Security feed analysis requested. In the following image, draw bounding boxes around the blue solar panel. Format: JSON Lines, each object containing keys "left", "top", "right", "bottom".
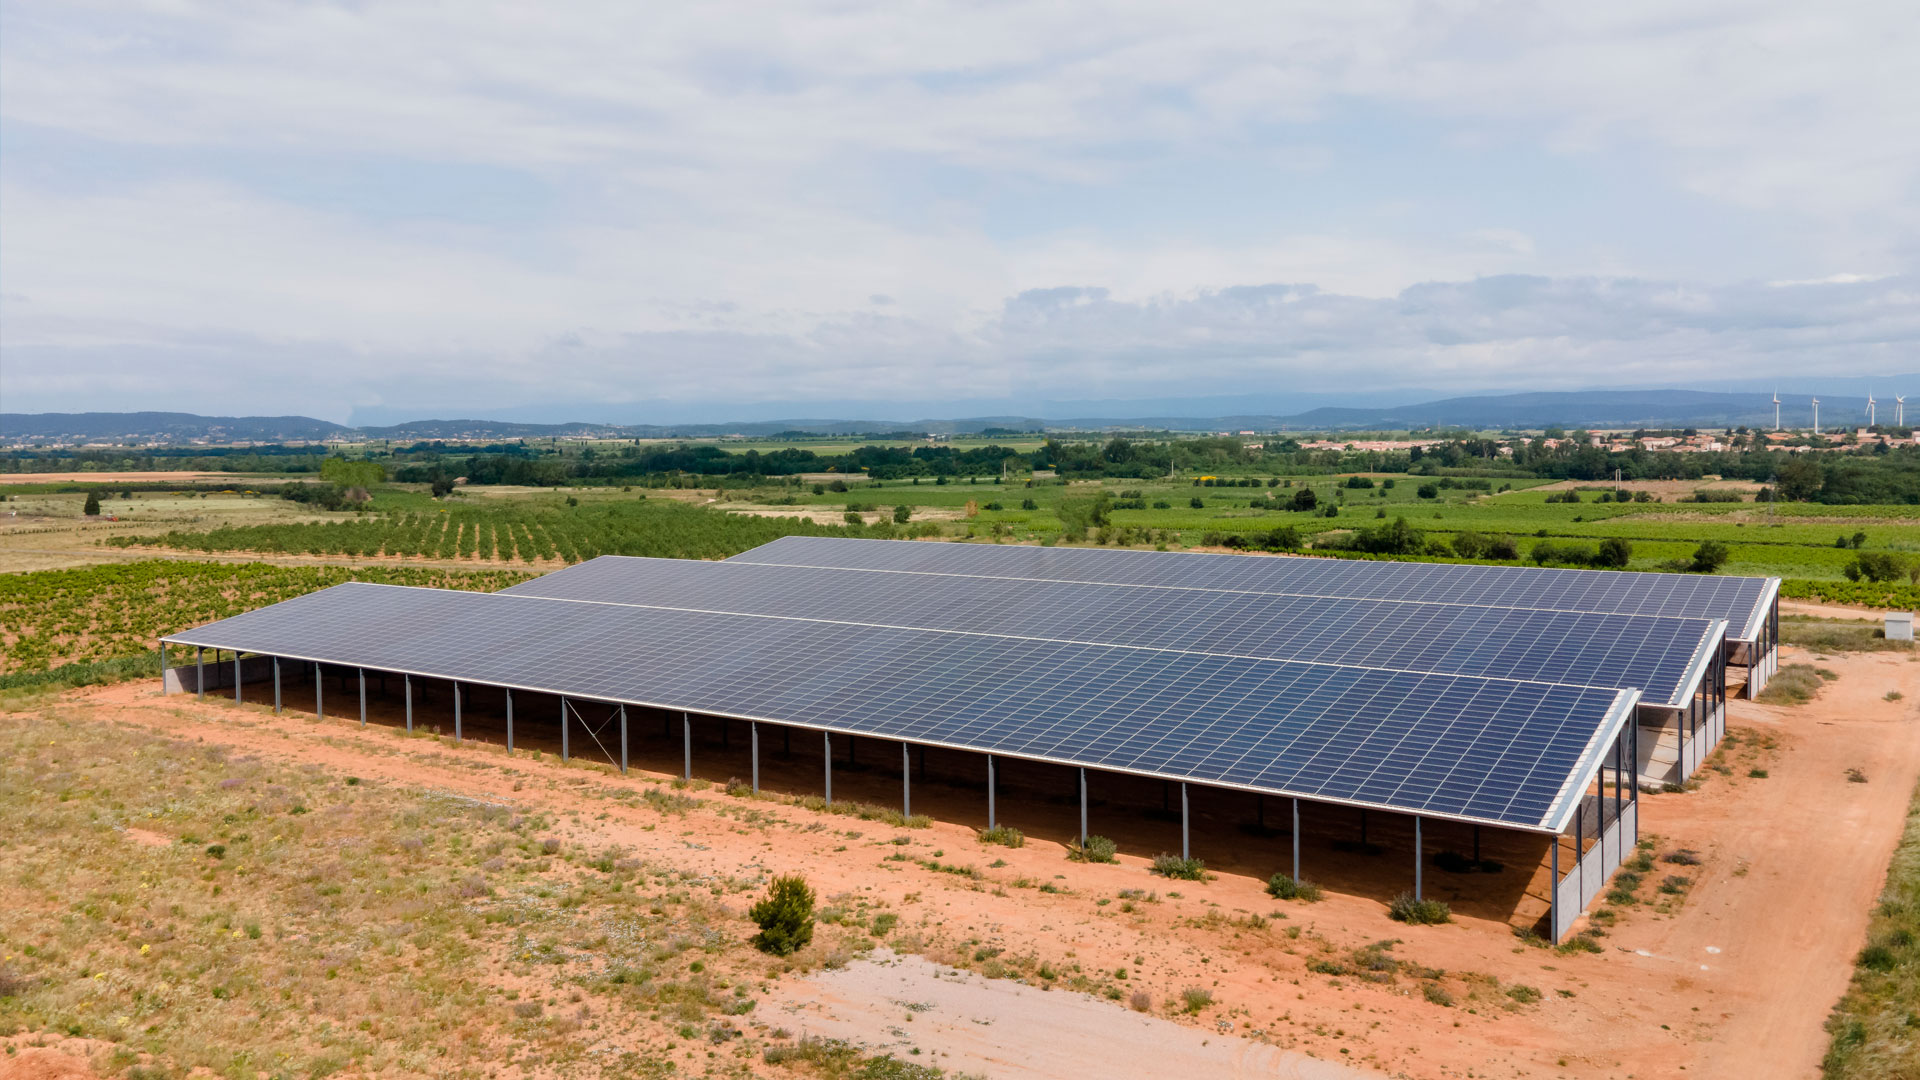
{"left": 504, "top": 555, "right": 1720, "bottom": 708}
{"left": 730, "top": 536, "right": 1777, "bottom": 642}
{"left": 163, "top": 582, "right": 1633, "bottom": 832}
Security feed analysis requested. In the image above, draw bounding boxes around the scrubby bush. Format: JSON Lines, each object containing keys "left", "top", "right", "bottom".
{"left": 1181, "top": 987, "right": 1214, "bottom": 1013}
{"left": 1689, "top": 540, "right": 1731, "bottom": 573}
{"left": 1068, "top": 835, "right": 1118, "bottom": 863}
{"left": 1150, "top": 854, "right": 1207, "bottom": 881}
{"left": 1388, "top": 892, "right": 1451, "bottom": 925}
{"left": 977, "top": 824, "right": 1025, "bottom": 848}
{"left": 749, "top": 874, "right": 816, "bottom": 956}
{"left": 1264, "top": 872, "right": 1324, "bottom": 902}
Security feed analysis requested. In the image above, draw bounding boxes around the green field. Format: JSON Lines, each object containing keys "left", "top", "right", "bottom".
{"left": 74, "top": 470, "right": 1920, "bottom": 606}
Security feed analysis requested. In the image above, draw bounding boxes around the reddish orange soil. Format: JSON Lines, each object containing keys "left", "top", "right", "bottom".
{"left": 67, "top": 642, "right": 1920, "bottom": 1079}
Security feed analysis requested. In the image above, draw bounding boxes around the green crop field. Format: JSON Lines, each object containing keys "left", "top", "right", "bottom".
{"left": 0, "top": 562, "right": 533, "bottom": 674}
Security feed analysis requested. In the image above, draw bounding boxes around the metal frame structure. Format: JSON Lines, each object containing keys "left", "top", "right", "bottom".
{"left": 153, "top": 537, "right": 1752, "bottom": 942}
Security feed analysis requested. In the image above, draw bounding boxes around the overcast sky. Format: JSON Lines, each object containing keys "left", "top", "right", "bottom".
{"left": 2, "top": 1, "right": 1916, "bottom": 423}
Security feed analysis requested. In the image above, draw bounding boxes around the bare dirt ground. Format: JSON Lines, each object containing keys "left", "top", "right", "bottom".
{"left": 1526, "top": 479, "right": 1765, "bottom": 494}
{"left": 37, "top": 641, "right": 1914, "bottom": 1079}
{"left": 1781, "top": 599, "right": 1905, "bottom": 621}
{"left": 0, "top": 472, "right": 251, "bottom": 486}
{"left": 766, "top": 949, "right": 1370, "bottom": 1079}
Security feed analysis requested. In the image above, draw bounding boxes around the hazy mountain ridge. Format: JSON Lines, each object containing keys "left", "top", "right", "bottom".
{"left": 5, "top": 384, "right": 1911, "bottom": 445}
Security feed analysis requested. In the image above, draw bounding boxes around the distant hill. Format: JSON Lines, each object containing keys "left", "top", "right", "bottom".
{"left": 3, "top": 384, "right": 1908, "bottom": 445}
{"left": 0, "top": 411, "right": 355, "bottom": 443}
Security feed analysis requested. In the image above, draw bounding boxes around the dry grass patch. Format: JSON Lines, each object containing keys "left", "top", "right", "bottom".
{"left": 0, "top": 708, "right": 891, "bottom": 1078}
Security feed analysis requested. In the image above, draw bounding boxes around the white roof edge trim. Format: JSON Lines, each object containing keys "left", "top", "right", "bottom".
{"left": 1539, "top": 688, "right": 1640, "bottom": 834}
{"left": 1665, "top": 620, "right": 1728, "bottom": 709}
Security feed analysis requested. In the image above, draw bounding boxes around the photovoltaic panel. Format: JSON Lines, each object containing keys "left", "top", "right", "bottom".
{"left": 504, "top": 555, "right": 1720, "bottom": 708}
{"left": 730, "top": 536, "right": 1777, "bottom": 642}
{"left": 163, "top": 582, "right": 1635, "bottom": 833}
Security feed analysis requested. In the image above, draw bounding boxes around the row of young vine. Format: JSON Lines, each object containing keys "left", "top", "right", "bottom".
{"left": 112, "top": 498, "right": 867, "bottom": 564}
{"left": 1, "top": 561, "right": 533, "bottom": 673}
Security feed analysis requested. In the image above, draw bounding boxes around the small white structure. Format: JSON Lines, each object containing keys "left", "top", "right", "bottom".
{"left": 1888, "top": 612, "right": 1916, "bottom": 642}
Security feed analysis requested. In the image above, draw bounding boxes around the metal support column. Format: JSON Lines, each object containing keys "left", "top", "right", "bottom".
{"left": 986, "top": 754, "right": 996, "bottom": 829}
{"left": 750, "top": 722, "right": 759, "bottom": 793}
{"left": 619, "top": 704, "right": 628, "bottom": 774}
{"left": 1414, "top": 816, "right": 1423, "bottom": 901}
{"left": 358, "top": 668, "right": 366, "bottom": 727}
{"left": 196, "top": 647, "right": 204, "bottom": 699}
{"left": 234, "top": 652, "right": 242, "bottom": 704}
{"left": 453, "top": 682, "right": 462, "bottom": 743}
{"left": 1631, "top": 718, "right": 1641, "bottom": 843}
{"left": 404, "top": 674, "right": 412, "bottom": 732}
{"left": 902, "top": 741, "right": 911, "bottom": 818}
{"left": 682, "top": 712, "right": 691, "bottom": 781}
{"left": 560, "top": 696, "right": 569, "bottom": 762}
{"left": 161, "top": 641, "right": 168, "bottom": 694}
{"left": 505, "top": 689, "right": 514, "bottom": 753}
{"left": 1292, "top": 798, "right": 1301, "bottom": 882}
{"left": 1181, "top": 782, "right": 1190, "bottom": 861}
{"left": 273, "top": 658, "right": 281, "bottom": 714}
{"left": 1550, "top": 835, "right": 1561, "bottom": 941}
{"left": 1574, "top": 799, "right": 1584, "bottom": 900}
{"left": 315, "top": 663, "right": 323, "bottom": 720}
{"left": 824, "top": 731, "right": 833, "bottom": 805}
{"left": 1078, "top": 767, "right": 1088, "bottom": 847}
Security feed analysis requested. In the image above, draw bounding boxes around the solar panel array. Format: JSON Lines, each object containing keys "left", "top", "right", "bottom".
{"left": 165, "top": 582, "right": 1631, "bottom": 832}
{"left": 730, "top": 535, "right": 1778, "bottom": 641}
{"left": 504, "top": 555, "right": 1720, "bottom": 708}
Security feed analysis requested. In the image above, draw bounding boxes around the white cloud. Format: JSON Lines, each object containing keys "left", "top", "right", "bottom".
{"left": 2, "top": 0, "right": 1916, "bottom": 418}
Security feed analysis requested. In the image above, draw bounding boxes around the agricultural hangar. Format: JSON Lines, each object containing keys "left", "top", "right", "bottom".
{"left": 160, "top": 536, "right": 1780, "bottom": 942}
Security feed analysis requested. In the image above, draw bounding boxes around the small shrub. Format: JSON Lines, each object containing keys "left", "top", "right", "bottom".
{"left": 1886, "top": 690, "right": 1905, "bottom": 702}
{"left": 1180, "top": 986, "right": 1213, "bottom": 1013}
{"left": 869, "top": 912, "right": 899, "bottom": 937}
{"left": 1067, "top": 834, "right": 1117, "bottom": 863}
{"left": 1506, "top": 984, "right": 1542, "bottom": 1004}
{"left": 1150, "top": 854, "right": 1207, "bottom": 881}
{"left": 1388, "top": 893, "right": 1451, "bottom": 925}
{"left": 1264, "top": 872, "right": 1323, "bottom": 902}
{"left": 1422, "top": 982, "right": 1454, "bottom": 1007}
{"left": 1557, "top": 934, "right": 1604, "bottom": 955}
{"left": 1128, "top": 990, "right": 1152, "bottom": 1012}
{"left": 749, "top": 875, "right": 816, "bottom": 956}
{"left": 1663, "top": 849, "right": 1703, "bottom": 866}
{"left": 977, "top": 824, "right": 1025, "bottom": 848}
{"left": 1847, "top": 768, "right": 1869, "bottom": 784}
{"left": 1748, "top": 768, "right": 1769, "bottom": 779}
{"left": 1659, "top": 875, "right": 1692, "bottom": 895}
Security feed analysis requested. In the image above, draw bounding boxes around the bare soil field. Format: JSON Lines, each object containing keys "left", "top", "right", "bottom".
{"left": 1526, "top": 479, "right": 1765, "bottom": 494}
{"left": 0, "top": 472, "right": 256, "bottom": 486}
{"left": 4, "top": 641, "right": 1912, "bottom": 1078}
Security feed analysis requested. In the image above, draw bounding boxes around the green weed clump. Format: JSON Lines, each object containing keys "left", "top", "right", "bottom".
{"left": 1180, "top": 986, "right": 1214, "bottom": 1013}
{"left": 749, "top": 874, "right": 816, "bottom": 957}
{"left": 1150, "top": 854, "right": 1207, "bottom": 881}
{"left": 1757, "top": 664, "right": 1829, "bottom": 705}
{"left": 1264, "top": 872, "right": 1323, "bottom": 902}
{"left": 1067, "top": 834, "right": 1117, "bottom": 863}
{"left": 1388, "top": 893, "right": 1451, "bottom": 925}
{"left": 977, "top": 824, "right": 1025, "bottom": 848}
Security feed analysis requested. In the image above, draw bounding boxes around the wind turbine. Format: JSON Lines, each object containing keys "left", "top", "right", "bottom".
{"left": 1772, "top": 389, "right": 1781, "bottom": 431}
{"left": 1866, "top": 391, "right": 1877, "bottom": 428}
{"left": 1898, "top": 394, "right": 1907, "bottom": 427}
{"left": 1811, "top": 396, "right": 1821, "bottom": 433}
